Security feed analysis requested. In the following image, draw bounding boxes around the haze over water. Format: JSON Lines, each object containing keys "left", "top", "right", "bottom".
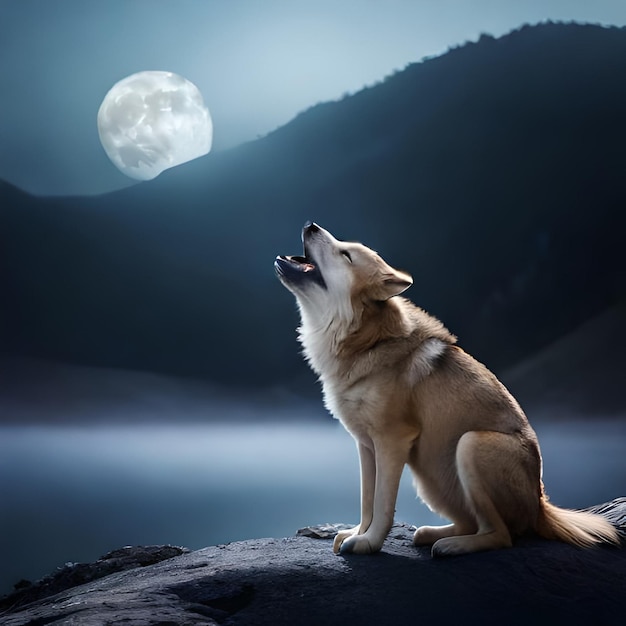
{"left": 1, "top": 366, "right": 624, "bottom": 596}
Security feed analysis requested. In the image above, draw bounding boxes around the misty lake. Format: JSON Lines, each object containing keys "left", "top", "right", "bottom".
{"left": 1, "top": 416, "right": 626, "bottom": 596}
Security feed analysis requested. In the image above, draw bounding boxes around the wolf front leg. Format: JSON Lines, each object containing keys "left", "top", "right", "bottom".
{"left": 333, "top": 440, "right": 376, "bottom": 553}
{"left": 338, "top": 437, "right": 407, "bottom": 554}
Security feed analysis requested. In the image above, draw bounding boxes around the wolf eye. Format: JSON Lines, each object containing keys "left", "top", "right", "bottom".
{"left": 340, "top": 250, "right": 352, "bottom": 263}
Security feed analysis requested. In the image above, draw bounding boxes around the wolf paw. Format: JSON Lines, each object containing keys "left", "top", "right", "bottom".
{"left": 431, "top": 537, "right": 461, "bottom": 558}
{"left": 413, "top": 526, "right": 438, "bottom": 546}
{"left": 332, "top": 526, "right": 361, "bottom": 554}
{"left": 413, "top": 524, "right": 456, "bottom": 546}
{"left": 338, "top": 534, "right": 375, "bottom": 555}
{"left": 431, "top": 531, "right": 512, "bottom": 557}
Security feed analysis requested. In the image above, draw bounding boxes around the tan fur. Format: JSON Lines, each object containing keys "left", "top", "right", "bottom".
{"left": 275, "top": 223, "right": 620, "bottom": 556}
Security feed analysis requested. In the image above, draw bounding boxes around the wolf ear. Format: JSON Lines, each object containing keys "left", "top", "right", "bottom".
{"left": 374, "top": 268, "right": 413, "bottom": 300}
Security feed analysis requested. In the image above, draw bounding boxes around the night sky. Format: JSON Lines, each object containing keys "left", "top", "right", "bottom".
{"left": 1, "top": 0, "right": 625, "bottom": 196}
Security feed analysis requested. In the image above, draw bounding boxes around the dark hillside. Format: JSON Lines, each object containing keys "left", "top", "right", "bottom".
{"left": 502, "top": 299, "right": 626, "bottom": 416}
{"left": 1, "top": 22, "right": 625, "bottom": 392}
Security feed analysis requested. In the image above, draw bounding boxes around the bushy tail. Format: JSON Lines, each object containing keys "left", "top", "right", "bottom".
{"left": 537, "top": 496, "right": 620, "bottom": 547}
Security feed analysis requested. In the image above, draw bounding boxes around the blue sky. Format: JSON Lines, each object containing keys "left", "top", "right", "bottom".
{"left": 1, "top": 0, "right": 624, "bottom": 196}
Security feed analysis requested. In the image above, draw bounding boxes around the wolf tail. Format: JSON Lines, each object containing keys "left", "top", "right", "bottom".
{"left": 536, "top": 494, "right": 620, "bottom": 547}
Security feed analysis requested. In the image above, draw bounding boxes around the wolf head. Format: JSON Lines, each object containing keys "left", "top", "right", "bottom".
{"left": 275, "top": 222, "right": 412, "bottom": 328}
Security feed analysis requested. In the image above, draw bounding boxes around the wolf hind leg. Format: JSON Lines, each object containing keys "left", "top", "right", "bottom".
{"left": 432, "top": 430, "right": 533, "bottom": 557}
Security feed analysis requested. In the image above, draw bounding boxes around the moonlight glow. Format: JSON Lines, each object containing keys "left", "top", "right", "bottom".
{"left": 97, "top": 71, "right": 212, "bottom": 181}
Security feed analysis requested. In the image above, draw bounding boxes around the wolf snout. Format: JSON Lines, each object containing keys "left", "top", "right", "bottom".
{"left": 303, "top": 221, "right": 321, "bottom": 236}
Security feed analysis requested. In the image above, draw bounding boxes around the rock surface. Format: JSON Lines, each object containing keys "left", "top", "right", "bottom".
{"left": 1, "top": 499, "right": 625, "bottom": 625}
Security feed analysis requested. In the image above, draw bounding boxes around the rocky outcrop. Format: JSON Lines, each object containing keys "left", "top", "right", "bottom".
{"left": 1, "top": 499, "right": 625, "bottom": 625}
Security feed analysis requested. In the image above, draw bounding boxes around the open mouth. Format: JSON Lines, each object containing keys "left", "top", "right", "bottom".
{"left": 276, "top": 255, "right": 316, "bottom": 273}
{"left": 275, "top": 222, "right": 327, "bottom": 289}
{"left": 274, "top": 254, "right": 326, "bottom": 288}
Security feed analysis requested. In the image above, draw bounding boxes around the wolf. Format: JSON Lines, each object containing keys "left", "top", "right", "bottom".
{"left": 275, "top": 222, "right": 619, "bottom": 557}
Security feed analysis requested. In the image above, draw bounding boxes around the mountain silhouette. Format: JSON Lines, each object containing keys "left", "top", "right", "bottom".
{"left": 1, "top": 22, "right": 625, "bottom": 395}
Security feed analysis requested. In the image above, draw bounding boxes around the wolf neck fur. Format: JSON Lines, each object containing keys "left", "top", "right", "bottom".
{"left": 298, "top": 295, "right": 411, "bottom": 380}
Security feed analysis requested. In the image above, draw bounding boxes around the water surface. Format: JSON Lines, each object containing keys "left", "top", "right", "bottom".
{"left": 1, "top": 418, "right": 624, "bottom": 596}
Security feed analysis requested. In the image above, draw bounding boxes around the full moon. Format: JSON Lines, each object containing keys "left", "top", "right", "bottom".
{"left": 97, "top": 71, "right": 212, "bottom": 181}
